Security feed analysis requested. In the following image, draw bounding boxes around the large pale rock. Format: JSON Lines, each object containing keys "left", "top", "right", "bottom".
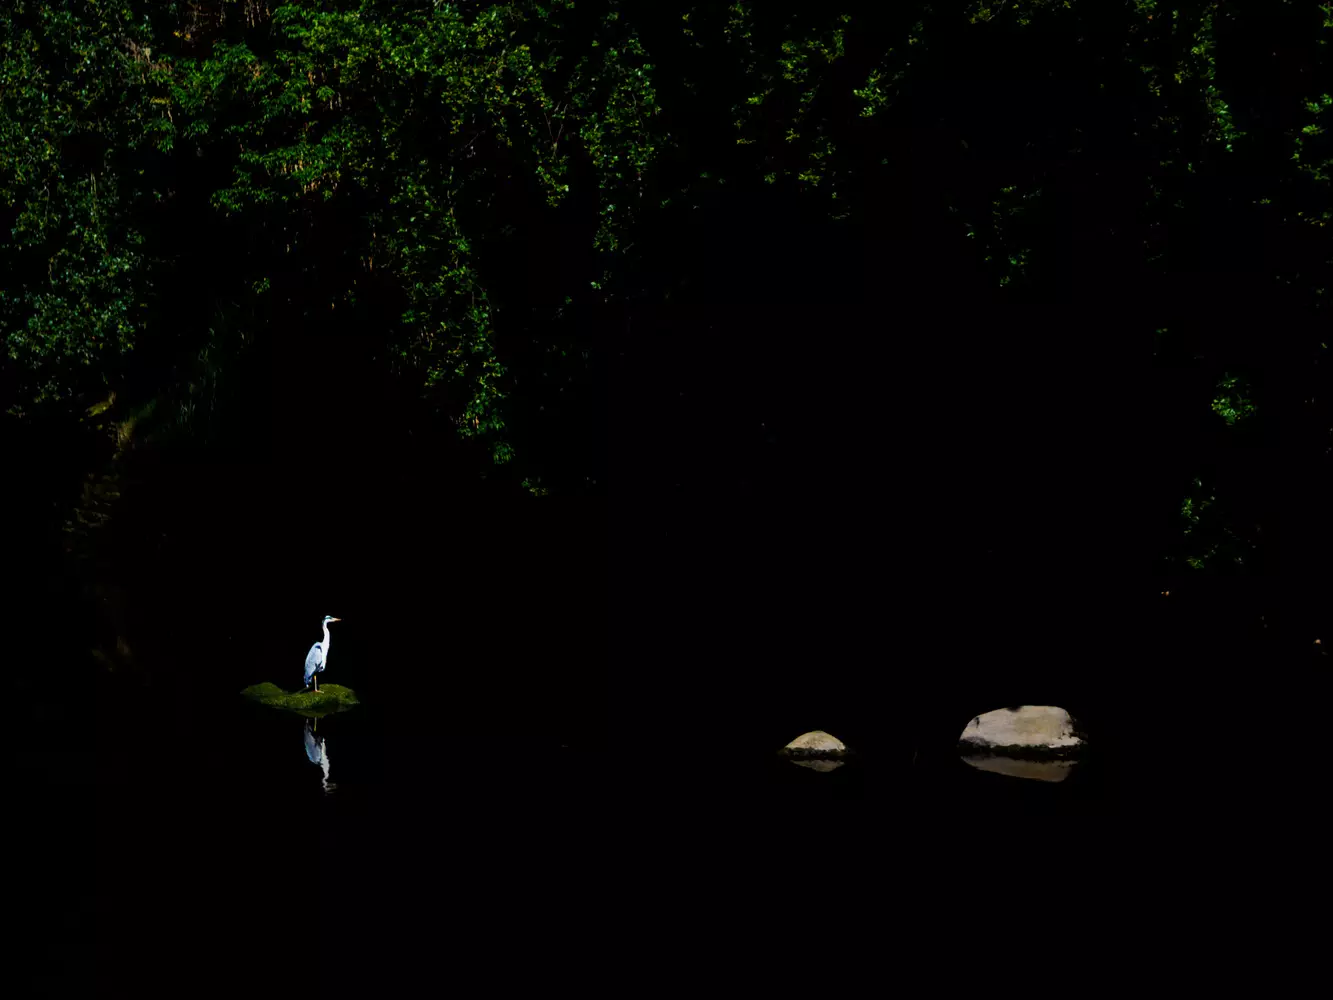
{"left": 783, "top": 730, "right": 847, "bottom": 752}
{"left": 958, "top": 705, "right": 1083, "bottom": 750}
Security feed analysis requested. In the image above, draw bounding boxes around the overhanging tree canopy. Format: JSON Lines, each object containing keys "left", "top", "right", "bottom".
{"left": 1, "top": 1, "right": 1329, "bottom": 599}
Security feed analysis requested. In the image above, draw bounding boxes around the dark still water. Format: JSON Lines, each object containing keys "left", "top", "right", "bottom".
{"left": 39, "top": 597, "right": 1116, "bottom": 988}
{"left": 10, "top": 474, "right": 1221, "bottom": 992}
{"left": 15, "top": 472, "right": 604, "bottom": 991}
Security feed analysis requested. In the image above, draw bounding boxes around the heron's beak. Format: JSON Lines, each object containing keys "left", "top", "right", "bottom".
{"left": 332, "top": 618, "right": 342, "bottom": 622}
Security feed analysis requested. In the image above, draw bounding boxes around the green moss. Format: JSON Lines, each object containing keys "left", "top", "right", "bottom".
{"left": 240, "top": 682, "right": 360, "bottom": 719}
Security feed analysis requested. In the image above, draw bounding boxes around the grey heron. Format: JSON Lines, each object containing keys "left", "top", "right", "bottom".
{"left": 304, "top": 616, "right": 341, "bottom": 692}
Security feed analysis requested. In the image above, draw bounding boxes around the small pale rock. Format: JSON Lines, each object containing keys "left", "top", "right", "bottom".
{"left": 958, "top": 705, "right": 1083, "bottom": 750}
{"left": 784, "top": 730, "right": 847, "bottom": 752}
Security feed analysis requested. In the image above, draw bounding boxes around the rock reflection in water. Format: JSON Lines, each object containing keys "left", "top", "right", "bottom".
{"left": 789, "top": 758, "right": 845, "bottom": 773}
{"left": 303, "top": 719, "right": 335, "bottom": 794}
{"left": 960, "top": 755, "right": 1079, "bottom": 783}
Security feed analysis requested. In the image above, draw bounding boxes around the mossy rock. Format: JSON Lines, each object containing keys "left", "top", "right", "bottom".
{"left": 240, "top": 682, "right": 359, "bottom": 718}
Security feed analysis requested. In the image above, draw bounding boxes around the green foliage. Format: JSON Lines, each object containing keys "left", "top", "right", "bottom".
{"left": 520, "top": 476, "right": 549, "bottom": 496}
{"left": 963, "top": 184, "right": 1043, "bottom": 287}
{"left": 1210, "top": 373, "right": 1256, "bottom": 426}
{"left": 3, "top": 0, "right": 914, "bottom": 485}
{"left": 1176, "top": 476, "right": 1254, "bottom": 572}
{"left": 1293, "top": 90, "right": 1333, "bottom": 190}
{"left": 0, "top": 0, "right": 174, "bottom": 413}
{"left": 4, "top": 0, "right": 1332, "bottom": 519}
{"left": 1180, "top": 477, "right": 1214, "bottom": 536}
{"left": 968, "top": 1, "right": 1076, "bottom": 27}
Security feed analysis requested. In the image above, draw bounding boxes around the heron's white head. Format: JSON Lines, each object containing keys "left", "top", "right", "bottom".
{"left": 323, "top": 616, "right": 341, "bottom": 625}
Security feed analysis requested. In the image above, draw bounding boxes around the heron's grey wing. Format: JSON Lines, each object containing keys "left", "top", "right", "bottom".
{"left": 303, "top": 723, "right": 322, "bottom": 764}
{"left": 304, "top": 642, "right": 323, "bottom": 684}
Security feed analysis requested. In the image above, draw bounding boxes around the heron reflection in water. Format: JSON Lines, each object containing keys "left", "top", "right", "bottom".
{"left": 303, "top": 718, "right": 335, "bottom": 793}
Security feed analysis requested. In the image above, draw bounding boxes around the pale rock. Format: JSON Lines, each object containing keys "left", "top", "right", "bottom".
{"left": 783, "top": 730, "right": 847, "bottom": 752}
{"left": 958, "top": 705, "right": 1083, "bottom": 750}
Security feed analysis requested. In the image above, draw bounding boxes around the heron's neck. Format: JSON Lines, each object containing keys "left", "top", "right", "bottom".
{"left": 322, "top": 623, "right": 331, "bottom": 652}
